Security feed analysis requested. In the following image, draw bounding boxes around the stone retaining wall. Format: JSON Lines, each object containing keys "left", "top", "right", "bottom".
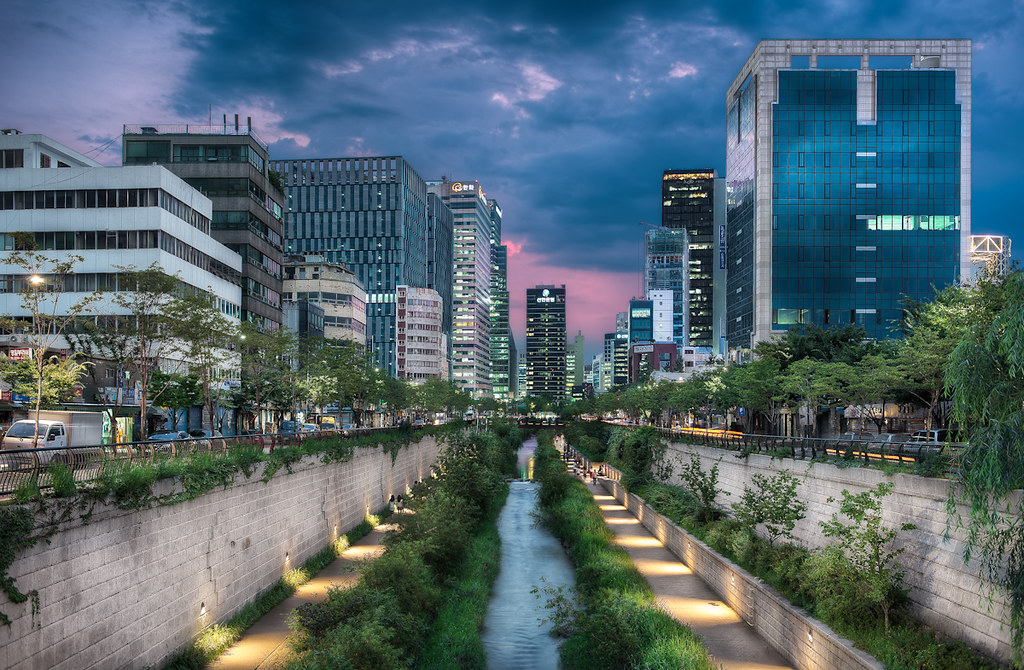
{"left": 660, "top": 440, "right": 1012, "bottom": 663}
{"left": 602, "top": 476, "right": 883, "bottom": 670}
{"left": 0, "top": 435, "right": 441, "bottom": 670}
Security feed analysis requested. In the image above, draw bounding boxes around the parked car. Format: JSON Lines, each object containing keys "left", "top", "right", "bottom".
{"left": 868, "top": 433, "right": 914, "bottom": 452}
{"left": 834, "top": 431, "right": 877, "bottom": 449}
{"left": 147, "top": 430, "right": 189, "bottom": 453}
{"left": 910, "top": 428, "right": 952, "bottom": 443}
{"left": 188, "top": 429, "right": 223, "bottom": 450}
{"left": 279, "top": 420, "right": 297, "bottom": 434}
{"left": 301, "top": 423, "right": 319, "bottom": 433}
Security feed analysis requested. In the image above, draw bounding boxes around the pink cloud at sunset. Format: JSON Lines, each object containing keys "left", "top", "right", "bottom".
{"left": 506, "top": 240, "right": 641, "bottom": 361}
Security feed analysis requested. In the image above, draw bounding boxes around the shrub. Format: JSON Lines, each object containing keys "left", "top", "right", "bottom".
{"left": 731, "top": 471, "right": 806, "bottom": 546}
{"left": 677, "top": 454, "right": 728, "bottom": 523}
{"left": 818, "top": 483, "right": 916, "bottom": 633}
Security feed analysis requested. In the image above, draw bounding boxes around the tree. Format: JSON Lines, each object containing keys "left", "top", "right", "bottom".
{"left": 149, "top": 370, "right": 202, "bottom": 432}
{"left": 232, "top": 322, "right": 295, "bottom": 433}
{"left": 303, "top": 339, "right": 378, "bottom": 426}
{"left": 837, "top": 353, "right": 901, "bottom": 433}
{"left": 898, "top": 282, "right": 986, "bottom": 430}
{"left": 732, "top": 471, "right": 806, "bottom": 546}
{"left": 818, "top": 483, "right": 915, "bottom": 633}
{"left": 164, "top": 291, "right": 237, "bottom": 431}
{"left": 677, "top": 454, "right": 728, "bottom": 523}
{"left": 779, "top": 359, "right": 845, "bottom": 437}
{"left": 719, "top": 357, "right": 786, "bottom": 434}
{"left": 0, "top": 242, "right": 100, "bottom": 445}
{"left": 66, "top": 265, "right": 182, "bottom": 441}
{"left": 945, "top": 270, "right": 1024, "bottom": 659}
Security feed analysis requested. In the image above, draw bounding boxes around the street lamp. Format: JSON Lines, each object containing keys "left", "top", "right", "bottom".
{"left": 28, "top": 275, "right": 45, "bottom": 448}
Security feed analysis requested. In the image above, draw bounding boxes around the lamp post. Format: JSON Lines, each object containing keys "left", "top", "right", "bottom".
{"left": 27, "top": 274, "right": 45, "bottom": 448}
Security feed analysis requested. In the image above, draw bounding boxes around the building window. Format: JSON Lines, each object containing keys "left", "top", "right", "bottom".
{"left": 0, "top": 149, "right": 24, "bottom": 169}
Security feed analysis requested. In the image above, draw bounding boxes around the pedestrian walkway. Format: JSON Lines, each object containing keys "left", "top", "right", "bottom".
{"left": 208, "top": 522, "right": 393, "bottom": 670}
{"left": 584, "top": 480, "right": 793, "bottom": 670}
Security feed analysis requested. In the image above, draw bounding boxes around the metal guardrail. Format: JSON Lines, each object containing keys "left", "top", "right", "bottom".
{"left": 655, "top": 427, "right": 964, "bottom": 466}
{"left": 0, "top": 427, "right": 396, "bottom": 497}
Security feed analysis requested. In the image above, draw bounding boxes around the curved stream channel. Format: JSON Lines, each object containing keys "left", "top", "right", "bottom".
{"left": 481, "top": 437, "right": 576, "bottom": 669}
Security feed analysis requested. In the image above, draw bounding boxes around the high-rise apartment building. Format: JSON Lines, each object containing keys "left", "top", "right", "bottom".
{"left": 525, "top": 285, "right": 566, "bottom": 398}
{"left": 396, "top": 285, "right": 446, "bottom": 383}
{"left": 488, "top": 197, "right": 512, "bottom": 400}
{"left": 427, "top": 179, "right": 492, "bottom": 396}
{"left": 726, "top": 40, "right": 971, "bottom": 350}
{"left": 490, "top": 243, "right": 512, "bottom": 399}
{"left": 661, "top": 170, "right": 726, "bottom": 350}
{"left": 272, "top": 156, "right": 432, "bottom": 375}
{"left": 122, "top": 121, "right": 283, "bottom": 330}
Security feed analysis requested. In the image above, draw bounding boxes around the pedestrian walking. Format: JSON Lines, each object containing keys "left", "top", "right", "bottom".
{"left": 388, "top": 494, "right": 396, "bottom": 514}
{"left": 396, "top": 494, "right": 404, "bottom": 513}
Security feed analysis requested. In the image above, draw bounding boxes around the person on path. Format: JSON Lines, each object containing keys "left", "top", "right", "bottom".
{"left": 388, "top": 494, "right": 395, "bottom": 514}
{"left": 396, "top": 494, "right": 404, "bottom": 513}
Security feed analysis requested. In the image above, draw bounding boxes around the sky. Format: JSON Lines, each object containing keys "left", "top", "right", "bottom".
{"left": 3, "top": 0, "right": 1023, "bottom": 360}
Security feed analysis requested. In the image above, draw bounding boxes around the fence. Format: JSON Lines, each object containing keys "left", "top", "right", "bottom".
{"left": 654, "top": 426, "right": 962, "bottom": 466}
{"left": 0, "top": 426, "right": 398, "bottom": 496}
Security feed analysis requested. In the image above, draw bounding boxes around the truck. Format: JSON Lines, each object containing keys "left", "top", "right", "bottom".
{"left": 1, "top": 411, "right": 104, "bottom": 468}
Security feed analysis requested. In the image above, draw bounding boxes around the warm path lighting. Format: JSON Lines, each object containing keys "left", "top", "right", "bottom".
{"left": 586, "top": 480, "right": 793, "bottom": 670}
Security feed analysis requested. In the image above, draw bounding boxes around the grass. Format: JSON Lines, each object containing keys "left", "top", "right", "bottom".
{"left": 532, "top": 430, "right": 717, "bottom": 670}
{"left": 414, "top": 487, "right": 508, "bottom": 670}
{"left": 160, "top": 512, "right": 381, "bottom": 670}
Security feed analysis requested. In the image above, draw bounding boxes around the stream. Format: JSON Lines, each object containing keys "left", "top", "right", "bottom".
{"left": 481, "top": 437, "right": 576, "bottom": 669}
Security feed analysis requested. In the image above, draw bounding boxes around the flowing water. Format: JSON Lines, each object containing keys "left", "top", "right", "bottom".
{"left": 482, "top": 437, "right": 576, "bottom": 669}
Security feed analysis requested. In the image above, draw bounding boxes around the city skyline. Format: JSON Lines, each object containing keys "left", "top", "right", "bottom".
{"left": 4, "top": 1, "right": 1023, "bottom": 358}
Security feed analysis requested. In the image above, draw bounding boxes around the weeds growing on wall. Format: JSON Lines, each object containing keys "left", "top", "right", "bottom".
{"left": 630, "top": 476, "right": 1000, "bottom": 670}
{"left": 531, "top": 431, "right": 717, "bottom": 670}
{"left": 0, "top": 424, "right": 459, "bottom": 631}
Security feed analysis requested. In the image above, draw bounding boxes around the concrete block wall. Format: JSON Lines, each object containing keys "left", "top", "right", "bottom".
{"left": 0, "top": 435, "right": 441, "bottom": 670}
{"left": 660, "top": 440, "right": 1012, "bottom": 663}
{"left": 604, "top": 477, "right": 883, "bottom": 670}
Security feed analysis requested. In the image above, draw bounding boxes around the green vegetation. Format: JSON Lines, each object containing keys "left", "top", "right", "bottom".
{"left": 731, "top": 471, "right": 806, "bottom": 546}
{"left": 946, "top": 269, "right": 1024, "bottom": 662}
{"left": 531, "top": 431, "right": 717, "bottom": 670}
{"left": 594, "top": 437, "right": 997, "bottom": 670}
{"left": 414, "top": 490, "right": 506, "bottom": 669}
{"left": 0, "top": 424, "right": 459, "bottom": 628}
{"left": 569, "top": 420, "right": 999, "bottom": 668}
{"left": 161, "top": 515, "right": 379, "bottom": 670}
{"left": 283, "top": 423, "right": 520, "bottom": 669}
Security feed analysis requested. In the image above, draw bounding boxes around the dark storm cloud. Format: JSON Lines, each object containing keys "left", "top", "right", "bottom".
{"left": 4, "top": 0, "right": 1022, "bottom": 277}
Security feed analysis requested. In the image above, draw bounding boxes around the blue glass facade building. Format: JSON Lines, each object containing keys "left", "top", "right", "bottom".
{"left": 270, "top": 156, "right": 431, "bottom": 375}
{"left": 726, "top": 40, "right": 971, "bottom": 349}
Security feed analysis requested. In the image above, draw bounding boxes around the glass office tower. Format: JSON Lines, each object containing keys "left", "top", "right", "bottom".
{"left": 644, "top": 227, "right": 689, "bottom": 347}
{"left": 726, "top": 40, "right": 971, "bottom": 350}
{"left": 526, "top": 285, "right": 566, "bottom": 398}
{"left": 271, "top": 156, "right": 431, "bottom": 375}
{"left": 427, "top": 179, "right": 493, "bottom": 396}
{"left": 661, "top": 170, "right": 725, "bottom": 349}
